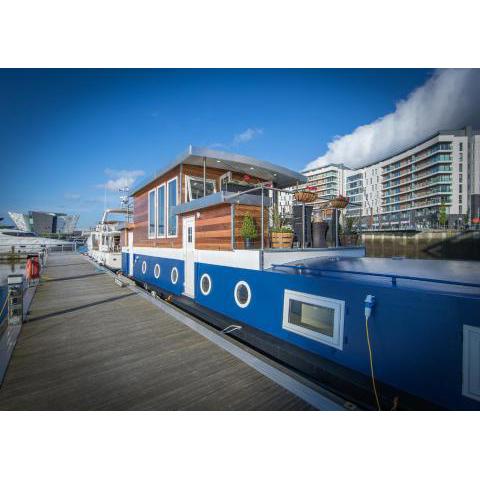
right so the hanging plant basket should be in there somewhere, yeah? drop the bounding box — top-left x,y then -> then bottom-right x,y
330,195 -> 350,209
294,190 -> 317,203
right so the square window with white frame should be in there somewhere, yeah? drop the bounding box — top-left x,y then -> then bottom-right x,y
282,290 -> 344,349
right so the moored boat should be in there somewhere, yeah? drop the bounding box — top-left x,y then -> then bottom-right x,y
121,146 -> 480,410
0,228 -> 73,255
87,208 -> 126,270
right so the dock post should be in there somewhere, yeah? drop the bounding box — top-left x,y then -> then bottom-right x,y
231,204 -> 235,250
302,203 -> 305,248
261,185 -> 264,250
7,274 -> 24,325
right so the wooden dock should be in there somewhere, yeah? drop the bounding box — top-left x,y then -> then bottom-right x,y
0,253 -> 320,410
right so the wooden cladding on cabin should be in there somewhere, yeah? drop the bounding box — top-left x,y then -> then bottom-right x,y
233,204 -> 269,250
194,203 -> 268,251
133,166 -> 182,248
132,163 -> 267,250
195,204 -> 232,250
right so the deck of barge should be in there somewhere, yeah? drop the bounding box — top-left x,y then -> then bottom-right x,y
0,253 -> 323,410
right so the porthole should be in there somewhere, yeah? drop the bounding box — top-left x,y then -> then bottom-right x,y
200,273 -> 212,295
171,267 -> 179,284
234,281 -> 251,308
154,263 -> 161,279
141,260 -> 147,274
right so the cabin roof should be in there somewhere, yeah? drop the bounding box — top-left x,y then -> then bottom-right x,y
131,146 -> 307,195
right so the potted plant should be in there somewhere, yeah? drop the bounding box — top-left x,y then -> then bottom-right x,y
270,210 -> 294,248
240,213 -> 258,249
294,185 -> 317,204
330,195 -> 350,209
339,216 -> 359,246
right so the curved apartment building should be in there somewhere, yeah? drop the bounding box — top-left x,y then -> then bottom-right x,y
343,126 -> 479,229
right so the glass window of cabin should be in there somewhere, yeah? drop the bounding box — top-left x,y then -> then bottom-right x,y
167,177 -> 178,236
187,176 -> 216,201
157,184 -> 166,237
148,189 -> 156,238
289,299 -> 334,337
282,290 -> 344,349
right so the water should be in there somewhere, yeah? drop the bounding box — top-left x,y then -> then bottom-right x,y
361,230 -> 480,260
0,261 -> 25,327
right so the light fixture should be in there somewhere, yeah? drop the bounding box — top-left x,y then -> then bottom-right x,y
250,167 -> 254,170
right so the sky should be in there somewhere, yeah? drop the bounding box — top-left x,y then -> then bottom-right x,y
0,68 -> 443,228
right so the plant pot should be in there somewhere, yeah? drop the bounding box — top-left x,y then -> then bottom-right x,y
312,221 -> 329,248
330,195 -> 350,209
294,190 -> 317,203
271,231 -> 294,249
339,233 -> 359,246
243,238 -> 254,249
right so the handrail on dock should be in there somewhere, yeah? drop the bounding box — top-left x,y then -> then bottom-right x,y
270,263 -> 480,289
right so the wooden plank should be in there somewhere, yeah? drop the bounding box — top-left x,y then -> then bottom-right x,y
0,253 -> 313,411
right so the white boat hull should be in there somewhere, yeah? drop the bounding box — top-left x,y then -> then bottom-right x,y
89,249 -> 121,270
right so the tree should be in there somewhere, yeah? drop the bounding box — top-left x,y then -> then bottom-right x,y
438,201 -> 448,228
240,213 -> 258,240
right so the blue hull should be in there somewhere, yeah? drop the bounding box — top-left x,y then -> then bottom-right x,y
123,252 -> 480,410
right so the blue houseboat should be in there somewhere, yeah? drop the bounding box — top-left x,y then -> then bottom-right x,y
121,146 -> 480,410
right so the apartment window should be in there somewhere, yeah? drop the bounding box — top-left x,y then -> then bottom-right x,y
282,290 -> 344,350
459,164 -> 463,173
148,189 -> 156,238
157,184 -> 166,237
459,142 -> 463,152
459,206 -> 463,214
459,174 -> 463,183
459,185 -> 463,193
459,195 -> 462,204
186,175 -> 216,201
167,177 -> 178,237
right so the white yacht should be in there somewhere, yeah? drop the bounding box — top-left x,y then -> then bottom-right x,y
0,228 -> 73,254
86,208 -> 126,270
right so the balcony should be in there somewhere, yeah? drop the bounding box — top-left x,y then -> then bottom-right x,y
382,144 -> 452,175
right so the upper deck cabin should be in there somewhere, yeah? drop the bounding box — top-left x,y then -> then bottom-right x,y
130,147 -> 306,249
128,147 -> 365,268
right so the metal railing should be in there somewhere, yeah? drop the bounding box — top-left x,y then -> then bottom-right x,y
227,183 -> 339,250
0,242 -> 78,255
271,263 -> 480,289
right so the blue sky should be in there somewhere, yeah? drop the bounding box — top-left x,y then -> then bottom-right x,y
0,69 -> 433,228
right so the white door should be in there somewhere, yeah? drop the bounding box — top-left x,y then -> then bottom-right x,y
128,231 -> 134,276
183,216 -> 195,297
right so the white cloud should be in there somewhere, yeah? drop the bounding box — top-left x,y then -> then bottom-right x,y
233,127 -> 263,145
97,168 -> 145,191
64,193 -> 81,200
305,69 -> 480,171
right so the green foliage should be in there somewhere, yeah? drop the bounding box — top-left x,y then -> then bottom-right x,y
271,209 -> 293,233
240,213 -> 258,240
271,225 -> 293,233
439,201 -> 448,226
344,216 -> 357,234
